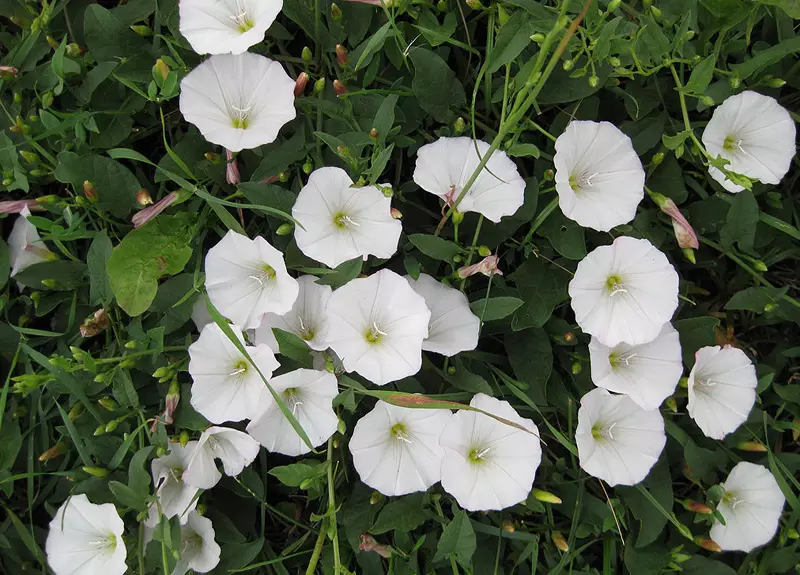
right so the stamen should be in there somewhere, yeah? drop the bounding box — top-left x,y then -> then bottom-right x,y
474,447 -> 491,459
231,105 -> 251,129
371,321 -> 388,336
335,214 -> 360,227
248,275 -> 264,285
606,421 -> 617,440
583,172 -> 599,187
618,352 -> 638,366
229,367 -> 247,376
395,431 -> 413,444
609,282 -> 628,297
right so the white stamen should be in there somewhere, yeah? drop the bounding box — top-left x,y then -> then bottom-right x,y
229,367 -> 247,376
606,421 -> 617,440
371,321 -> 388,336
338,214 -> 360,227
395,431 -> 413,444
609,282 -> 628,297
618,352 -> 638,366
583,172 -> 599,187
474,446 -> 491,459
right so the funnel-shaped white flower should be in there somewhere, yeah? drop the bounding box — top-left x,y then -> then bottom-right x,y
46,494 -> 126,575
439,394 -> 541,511
246,368 -> 338,456
179,0 -> 282,56
325,269 -> 430,385
184,426 -> 261,489
710,462 -> 785,552
188,322 -> 280,424
148,440 -> 200,525
172,511 -> 221,575
702,91 -> 796,193
254,275 -> 331,352
413,137 -> 525,222
687,345 -> 757,440
575,388 -> 665,486
292,167 -> 402,268
589,323 -> 683,411
180,52 -> 295,152
405,273 -> 480,357
9,206 -> 54,280
205,230 -> 299,330
569,236 -> 679,347
553,121 -> 645,231
349,400 -> 452,496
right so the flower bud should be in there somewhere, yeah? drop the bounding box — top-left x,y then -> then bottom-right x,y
447,365 -> 456,375
608,56 -> 621,67
333,79 -> 347,95
562,59 -> 574,71
105,419 -> 119,433
136,189 -> 153,206
465,0 -> 483,8
205,152 -> 221,163
650,6 -> 662,20
83,180 -> 98,202
276,223 -> 294,236
700,95 -> 715,106
331,3 -> 342,19
131,25 -> 153,36
163,379 -> 181,425
0,65 -> 18,79
68,404 -> 84,421
29,169 -> 47,177
531,33 -> 545,43
314,78 -> 326,94
19,150 -> 38,164
533,489 -> 562,504
651,151 -> 665,166
390,207 -> 402,219
682,248 -> 696,264
478,246 -> 491,257
301,46 -> 313,63
302,160 -> 314,174
452,210 -> 465,225
665,396 -> 677,413
753,260 -> 768,272
337,145 -> 350,157
39,442 -> 67,462
766,77 -> 786,88
294,72 -> 309,97
551,531 -> 569,552
82,466 -> 110,478
502,519 -> 515,533
98,398 -> 118,411
93,424 -> 107,436
787,528 -> 799,540
729,76 -> 740,90
458,255 -> 503,279
225,149 -> 240,185
684,500 -> 713,514
572,361 -> 583,375
336,44 -> 349,67
119,358 -> 136,369
369,127 -> 379,140
179,429 -> 190,448
764,302 -> 778,313
588,75 -> 600,88
695,537 -> 722,553
279,171 -> 290,182
154,58 -> 170,82
736,440 -> 767,452
607,0 -> 621,11
370,491 -> 383,505
453,116 -> 466,134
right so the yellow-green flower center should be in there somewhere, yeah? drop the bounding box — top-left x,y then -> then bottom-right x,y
468,446 -> 491,464
333,212 -> 359,229
230,360 -> 248,377
723,135 -> 740,151
365,321 -> 386,344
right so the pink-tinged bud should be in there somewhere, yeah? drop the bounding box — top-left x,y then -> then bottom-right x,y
333,79 -> 347,95
132,192 -> 178,228
259,175 -> 280,185
136,189 -> 153,206
0,199 -> 44,214
695,537 -> 722,553
336,45 -> 349,67
163,378 -> 180,425
294,72 -> 309,97
80,309 -> 110,338
0,65 -> 18,78
390,207 -> 402,219
225,149 -> 240,185
83,180 -> 98,202
551,531 -> 569,552
359,535 -> 391,558
457,255 -> 503,279
649,190 -> 698,249
684,500 -> 713,515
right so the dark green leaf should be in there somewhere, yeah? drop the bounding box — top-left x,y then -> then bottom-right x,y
407,234 -> 462,262
87,230 -> 113,305
433,511 -> 476,568
469,296 -> 523,321
410,49 -> 466,122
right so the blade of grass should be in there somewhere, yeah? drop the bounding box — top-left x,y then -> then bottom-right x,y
55,402 -> 93,467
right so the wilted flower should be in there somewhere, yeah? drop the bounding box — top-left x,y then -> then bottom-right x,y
180,53 -> 296,152
405,273 -> 480,357
79,309 -> 110,338
147,440 -> 200,525
292,167 -> 402,268
183,426 -> 261,489
225,149 -> 240,185
179,0 -> 282,55
687,345 -> 757,440
569,236 -> 679,347
204,230 -> 299,330
172,512 -> 222,575
710,462 -> 785,552
359,535 -> 391,558
9,205 -> 56,280
702,91 -> 796,193
46,494 -> 126,575
131,192 -> 178,228
325,269 -> 430,385
0,65 -> 19,78
349,400 -> 452,496
575,388 -> 666,486
649,190 -> 698,249
0,199 -> 43,213
553,121 -> 645,232
136,189 -> 153,206
413,137 -> 525,222
457,254 -> 503,279
247,368 -> 339,456
439,394 -> 542,511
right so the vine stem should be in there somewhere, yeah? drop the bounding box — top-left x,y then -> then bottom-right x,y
327,436 -> 341,571
304,518 -> 328,575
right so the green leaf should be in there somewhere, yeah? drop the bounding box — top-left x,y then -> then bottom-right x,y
0,132 -> 29,192
684,55 -> 715,94
618,459 -> 672,547
13,261 -> 87,291
84,4 -> 149,62
505,328 -> 552,406
106,214 -> 194,316
371,493 -> 428,534
0,416 -> 21,471
731,35 -> 800,80
354,21 -> 393,70
315,257 -> 362,289
407,234 -> 462,262
268,461 -> 327,487
109,480 -> 148,511
273,328 -> 313,368
469,296 -> 523,321
87,231 -> 113,305
433,511 -> 476,568
720,189 -> 758,253
410,48 -> 466,122
594,17 -> 623,61
725,286 -> 786,313
537,212 -> 586,260
511,258 -> 569,329
239,183 -> 296,216
674,317 -> 721,367
54,152 -> 141,217
507,143 -> 540,158
487,12 -> 535,73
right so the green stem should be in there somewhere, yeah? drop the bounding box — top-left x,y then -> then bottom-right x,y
326,436 -> 341,571
304,520 -> 328,575
90,345 -> 187,366
523,197 -> 559,245
668,64 -> 712,161
459,214 -> 485,290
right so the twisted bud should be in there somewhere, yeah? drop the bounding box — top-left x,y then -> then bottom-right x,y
294,72 -> 309,97
226,149 -> 241,185
648,189 -> 698,250
457,254 -> 503,279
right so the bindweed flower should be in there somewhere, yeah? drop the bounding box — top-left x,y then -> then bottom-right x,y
225,149 -> 240,185
179,0 -> 282,55
687,345 -> 757,440
569,236 -> 679,347
349,400 -> 452,496
325,269 -> 430,385
359,534 -> 391,558
457,254 -> 503,279
147,440 -> 200,525
292,167 -> 402,268
9,206 -> 56,281
0,199 -> 43,213
254,275 -> 332,352
188,322 -> 280,423
439,394 -> 542,511
204,230 -> 299,330
172,511 -> 221,575
180,53 -> 296,152
702,91 -> 796,193
131,192 -> 178,228
46,494 -> 126,575
589,323 -> 683,411
575,388 -> 666,486
405,273 -> 480,357
183,426 -> 260,489
553,121 -> 645,232
413,137 -> 525,222
246,368 -> 339,456
710,462 -> 785,552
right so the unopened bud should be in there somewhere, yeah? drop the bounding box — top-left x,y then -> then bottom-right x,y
533,489 -> 562,504
682,248 -> 696,264
563,331 -> 575,343
333,79 -> 347,95
695,537 -> 722,553
294,72 -> 309,97
276,223 -> 294,236
39,443 -> 67,462
303,161 -> 313,174
331,3 -> 342,20
301,46 -> 313,63
753,260 -> 768,272
154,58 -> 170,82
19,150 -> 38,164
119,358 -> 136,369
502,519 -> 515,533
608,56 -> 621,67
179,430 -> 190,448
787,528 -> 799,540
279,171 -> 290,182
477,246 -> 491,257
571,361 -> 582,375
98,398 -> 118,411
729,76 -> 740,90
700,95 -> 715,106
452,210 -> 465,225
607,0 -> 621,11
83,180 -> 97,201
314,78 -> 326,94
764,302 -> 778,313
82,466 -> 110,478
684,30 -> 695,41
736,440 -> 767,452
551,531 -> 569,552
562,59 -> 574,71
68,404 -> 84,421
766,77 -> 786,88
543,168 -> 554,181
205,152 -> 220,163
531,33 -> 545,43
131,25 -> 152,36
370,491 -> 383,505
93,424 -> 107,436
684,500 -> 713,514
588,75 -> 600,88
390,207 -> 402,219
337,145 -> 350,157
465,0 -> 483,8
337,419 -> 346,435
652,151 -> 664,166
650,6 -> 662,20
336,44 -> 349,67
136,189 -> 153,206
665,396 -> 677,413
453,116 -> 466,134
369,127 -> 379,140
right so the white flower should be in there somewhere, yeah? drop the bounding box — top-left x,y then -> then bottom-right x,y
702,91 -> 796,193
710,462 -> 785,552
349,400 -> 452,497
405,273 -> 480,357
292,167 -> 402,268
205,230 -> 299,330
180,52 -> 295,152
172,511 -> 222,575
575,388 -> 666,487
553,121 -> 645,232
9,205 -> 54,279
183,426 -> 261,489
179,0 -> 282,56
325,269 -> 430,385
188,322 -> 280,424
46,494 -> 126,575
589,323 -> 683,411
254,275 -> 332,352
148,440 -> 200,525
413,137 -> 525,222
569,236 -> 679,347
246,368 -> 338,456
439,394 -> 541,511
687,345 -> 757,440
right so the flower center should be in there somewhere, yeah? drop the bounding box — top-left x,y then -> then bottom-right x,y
333,212 -> 360,229
609,351 -> 638,368
284,388 -> 303,415
694,377 -> 719,394
468,446 -> 491,463
605,275 -> 628,297
391,423 -> 413,444
297,316 -> 315,341
231,105 -> 251,129
365,321 -> 387,344
183,532 -> 203,552
723,135 -> 746,154
169,466 -> 185,483
569,171 -> 599,192
723,491 -> 744,509
248,264 -> 276,286
591,421 -> 617,441
229,360 -> 248,377
89,533 -> 117,549
229,0 -> 254,33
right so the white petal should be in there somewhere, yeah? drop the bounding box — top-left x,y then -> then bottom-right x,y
687,346 -> 757,440
183,440 -> 222,490
179,0 -> 282,55
9,206 -> 54,280
405,273 -> 480,357
150,441 -> 200,523
203,426 -> 261,476
191,297 -> 213,332
174,512 -> 221,575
